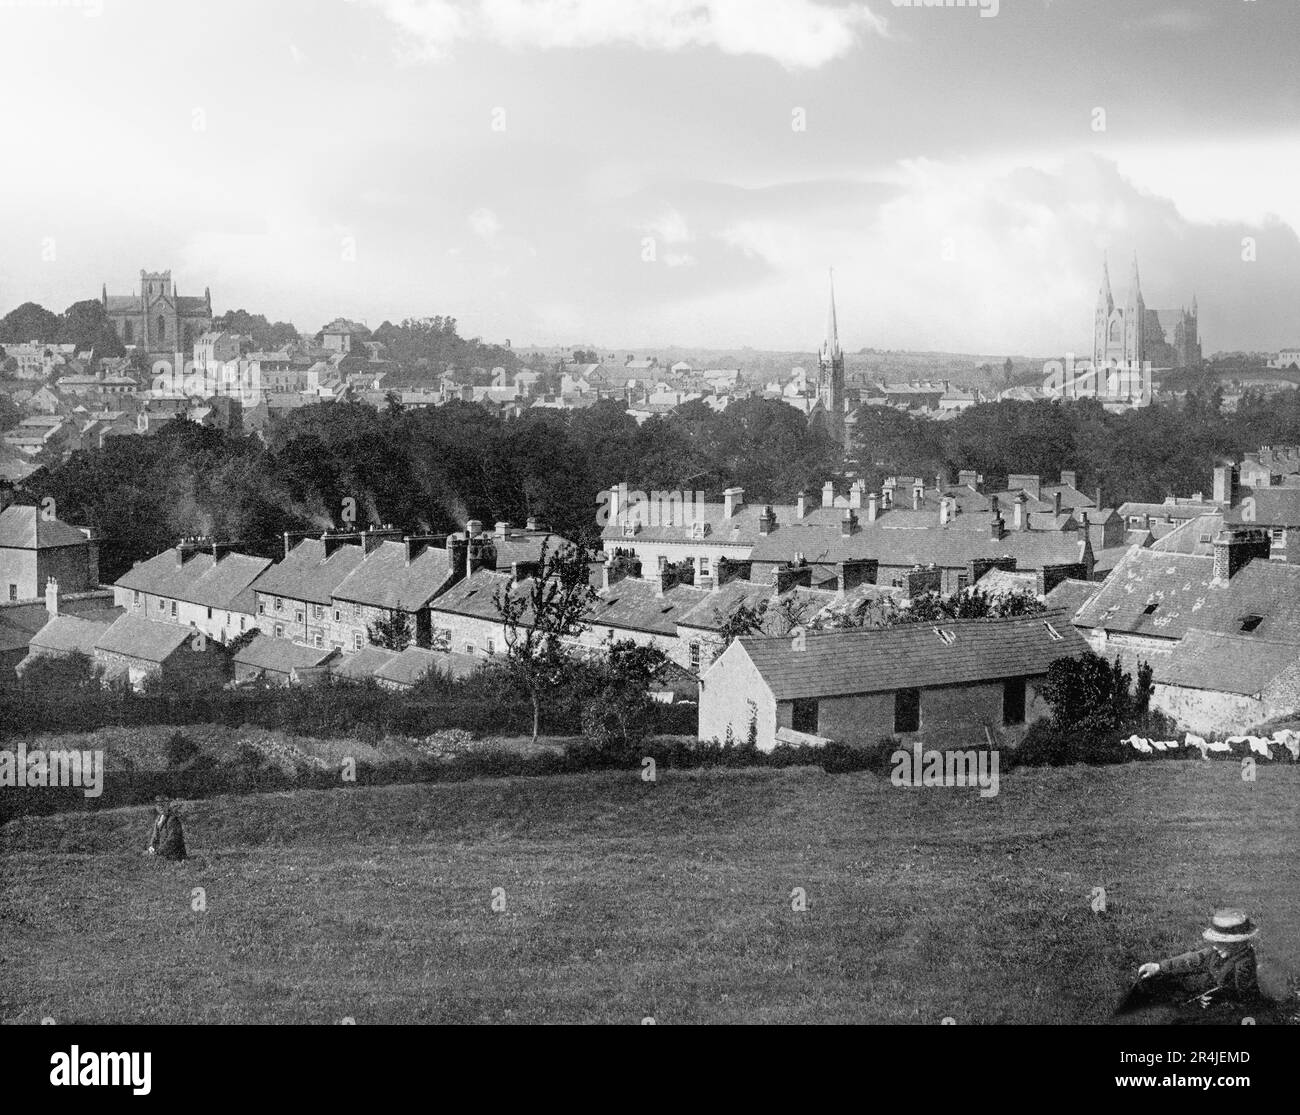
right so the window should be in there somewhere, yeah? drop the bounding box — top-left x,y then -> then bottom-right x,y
486,639 -> 495,655
275,597 -> 283,612
791,698 -> 819,734
258,601 -> 265,615
170,601 -> 177,617
207,607 -> 213,619
124,321 -> 134,344
1044,621 -> 1064,641
295,610 -> 304,624
313,605 -> 323,620
314,634 -> 322,648
133,590 -> 140,607
932,627 -> 956,646
8,584 -> 16,602
240,617 -> 246,632
465,643 -> 475,655
957,573 -> 970,592
157,315 -> 166,340
689,642 -> 701,671
353,633 -> 363,650
1142,602 -> 1158,615
1240,614 -> 1264,633
275,625 -> 284,638
158,599 -> 165,611
894,688 -> 921,733
333,609 -> 340,623
1003,677 -> 1026,726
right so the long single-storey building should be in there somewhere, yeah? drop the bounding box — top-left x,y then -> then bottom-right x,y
698,610 -> 1087,752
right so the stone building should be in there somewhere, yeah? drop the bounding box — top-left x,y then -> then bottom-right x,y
102,270 -> 213,356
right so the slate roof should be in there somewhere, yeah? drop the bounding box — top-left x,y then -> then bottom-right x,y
251,539 -> 366,606
233,634 -> 336,676
429,568 -> 524,621
747,521 -> 1089,572
587,579 -> 709,636
115,550 -> 271,613
331,540 -> 457,611
1228,488 -> 1300,527
0,505 -> 91,550
95,615 -> 196,663
27,614 -> 113,656
730,611 -> 1087,701
1074,546 -> 1300,643
331,644 -> 397,680
1158,630 -> 1300,695
1043,578 -> 1099,619
372,645 -> 478,686
1149,513 -> 1225,556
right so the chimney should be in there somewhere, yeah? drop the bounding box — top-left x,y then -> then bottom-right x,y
912,482 -> 924,511
939,497 -> 953,526
608,483 -> 624,523
1013,493 -> 1028,532
958,469 -> 981,492
836,558 -> 878,596
713,556 -> 749,591
1053,490 -> 1062,517
526,515 -> 541,532
1060,470 -> 1077,490
45,576 -> 59,618
495,521 -> 509,540
723,487 -> 745,519
990,511 -> 1006,541
1009,474 -> 1042,501
773,562 -> 813,594
1212,528 -> 1270,584
969,557 -> 1016,586
283,531 -> 294,560
447,536 -> 469,581
840,508 -> 858,537
796,491 -> 807,519
1095,486 -> 1103,510
1212,465 -> 1239,507
822,481 -> 835,508
881,487 -> 893,510
904,565 -> 942,600
867,492 -> 879,522
655,563 -> 678,597
935,471 -> 946,495
849,482 -> 863,510
404,535 -> 443,566
758,505 -> 776,535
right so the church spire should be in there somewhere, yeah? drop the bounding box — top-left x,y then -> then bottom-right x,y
1098,253 -> 1113,310
823,267 -> 841,360
1128,251 -> 1143,306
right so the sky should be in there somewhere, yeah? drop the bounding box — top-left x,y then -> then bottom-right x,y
1,0 -> 1298,355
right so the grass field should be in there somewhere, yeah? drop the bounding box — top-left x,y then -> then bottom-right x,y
2,761 -> 1296,1024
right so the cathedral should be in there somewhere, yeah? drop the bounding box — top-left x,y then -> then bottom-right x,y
102,270 -> 213,357
817,270 -> 847,447
1092,253 -> 1201,372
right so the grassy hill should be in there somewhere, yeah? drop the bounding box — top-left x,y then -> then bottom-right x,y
2,762 -> 1296,1024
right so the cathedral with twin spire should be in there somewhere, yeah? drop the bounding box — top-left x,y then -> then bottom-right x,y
1092,252 -> 1202,373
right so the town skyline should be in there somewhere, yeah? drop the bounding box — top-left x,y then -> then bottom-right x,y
1,0 -> 1298,353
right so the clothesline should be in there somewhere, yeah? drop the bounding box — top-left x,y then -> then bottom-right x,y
1121,729 -> 1300,761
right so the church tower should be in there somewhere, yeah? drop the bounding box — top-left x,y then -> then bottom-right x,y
818,269 -> 846,445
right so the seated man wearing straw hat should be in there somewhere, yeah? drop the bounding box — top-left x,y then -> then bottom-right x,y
146,797 -> 187,861
1137,909 -> 1260,1007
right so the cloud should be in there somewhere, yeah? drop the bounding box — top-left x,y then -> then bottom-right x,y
468,206 -> 503,242
361,0 -> 887,69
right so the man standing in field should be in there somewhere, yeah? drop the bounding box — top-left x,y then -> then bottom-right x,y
146,797 -> 187,861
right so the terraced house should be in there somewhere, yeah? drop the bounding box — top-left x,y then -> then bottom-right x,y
113,540 -> 270,643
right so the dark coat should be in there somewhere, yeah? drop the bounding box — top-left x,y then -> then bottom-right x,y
1158,944 -> 1258,1000
148,809 -> 187,860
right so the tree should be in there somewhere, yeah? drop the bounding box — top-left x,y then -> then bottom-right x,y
59,299 -> 124,357
493,538 -> 596,741
579,640 -> 670,753
368,609 -> 413,652
0,302 -> 61,344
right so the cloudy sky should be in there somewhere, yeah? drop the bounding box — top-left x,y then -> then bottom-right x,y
1,0 -> 1297,354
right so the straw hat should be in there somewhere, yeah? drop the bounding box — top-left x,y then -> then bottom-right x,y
1202,909 -> 1258,943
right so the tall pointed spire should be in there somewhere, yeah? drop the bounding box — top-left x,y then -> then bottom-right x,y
824,267 -> 841,360
1129,251 -> 1143,305
1098,252 -> 1113,310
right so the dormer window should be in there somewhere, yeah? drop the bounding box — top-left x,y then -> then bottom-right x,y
1142,603 -> 1158,615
